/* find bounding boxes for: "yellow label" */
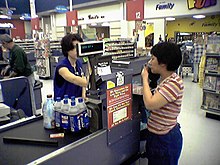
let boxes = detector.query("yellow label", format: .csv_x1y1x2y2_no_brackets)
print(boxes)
107,81,115,89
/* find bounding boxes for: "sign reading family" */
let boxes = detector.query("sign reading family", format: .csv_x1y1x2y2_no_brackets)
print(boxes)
156,2,175,10
187,0,217,9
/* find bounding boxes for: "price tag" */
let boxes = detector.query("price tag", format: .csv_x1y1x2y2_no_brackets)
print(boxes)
204,106,208,109
116,71,124,86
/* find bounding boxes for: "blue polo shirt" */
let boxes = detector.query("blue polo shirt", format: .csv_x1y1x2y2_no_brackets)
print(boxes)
54,57,84,100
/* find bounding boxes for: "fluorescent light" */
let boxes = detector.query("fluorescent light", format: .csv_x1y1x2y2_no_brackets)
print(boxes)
0,23,14,28
166,17,175,21
102,22,110,26
193,15,206,19
180,32,191,35
0,15,11,19
90,23,97,26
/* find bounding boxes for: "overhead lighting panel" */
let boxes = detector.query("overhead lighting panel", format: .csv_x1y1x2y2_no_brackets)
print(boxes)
193,15,206,19
165,17,175,21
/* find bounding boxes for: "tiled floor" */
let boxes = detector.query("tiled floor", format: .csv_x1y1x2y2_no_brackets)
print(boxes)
39,75,220,165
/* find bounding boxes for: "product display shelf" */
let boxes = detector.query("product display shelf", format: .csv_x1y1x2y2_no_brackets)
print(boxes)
14,40,35,53
35,39,51,79
50,40,61,50
104,38,136,60
201,36,220,115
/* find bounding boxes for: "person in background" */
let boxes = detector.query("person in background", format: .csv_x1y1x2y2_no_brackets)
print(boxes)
0,34,36,113
192,35,205,83
53,33,89,100
141,42,184,165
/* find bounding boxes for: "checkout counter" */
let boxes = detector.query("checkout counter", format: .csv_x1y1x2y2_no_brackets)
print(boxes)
0,41,149,165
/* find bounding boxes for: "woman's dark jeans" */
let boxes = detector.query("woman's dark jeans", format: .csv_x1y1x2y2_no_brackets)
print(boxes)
145,123,183,165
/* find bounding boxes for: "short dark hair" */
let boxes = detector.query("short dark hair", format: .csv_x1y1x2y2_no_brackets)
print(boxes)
150,42,182,71
61,33,83,57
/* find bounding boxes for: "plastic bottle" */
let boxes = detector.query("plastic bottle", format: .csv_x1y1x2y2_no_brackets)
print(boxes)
71,96,76,104
54,97,62,129
77,98,89,129
62,95,70,112
60,95,70,131
69,100,81,132
43,94,55,129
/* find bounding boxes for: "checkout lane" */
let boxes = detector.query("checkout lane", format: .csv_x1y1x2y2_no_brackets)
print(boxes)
0,41,150,164
0,115,91,165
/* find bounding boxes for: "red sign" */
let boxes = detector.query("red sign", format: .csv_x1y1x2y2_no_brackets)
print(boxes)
107,84,132,129
66,10,78,26
31,17,40,30
126,0,144,21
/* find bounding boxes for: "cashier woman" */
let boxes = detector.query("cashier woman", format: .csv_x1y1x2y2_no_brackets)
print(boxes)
53,33,89,100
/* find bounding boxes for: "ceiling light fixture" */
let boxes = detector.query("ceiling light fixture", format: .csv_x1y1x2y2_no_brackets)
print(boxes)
0,14,10,19
165,17,175,21
193,15,206,19
102,22,110,26
90,23,97,26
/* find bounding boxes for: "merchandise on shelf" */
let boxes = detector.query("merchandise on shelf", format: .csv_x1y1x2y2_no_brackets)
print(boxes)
14,39,35,53
206,36,220,53
104,38,136,60
205,57,218,72
216,77,220,91
203,76,217,91
35,39,51,78
201,35,220,114
203,92,220,110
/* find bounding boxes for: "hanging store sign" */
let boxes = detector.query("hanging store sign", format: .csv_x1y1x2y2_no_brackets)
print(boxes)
78,15,105,21
126,0,144,21
66,10,78,26
31,17,40,30
156,2,175,10
55,5,68,13
187,0,217,9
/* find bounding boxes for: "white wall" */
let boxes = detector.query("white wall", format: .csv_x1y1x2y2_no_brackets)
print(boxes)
78,4,123,25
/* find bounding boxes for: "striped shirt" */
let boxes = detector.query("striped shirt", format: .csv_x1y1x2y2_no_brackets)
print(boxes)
147,73,184,135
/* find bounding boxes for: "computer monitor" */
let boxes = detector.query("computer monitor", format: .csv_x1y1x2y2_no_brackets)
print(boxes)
77,41,112,97
77,41,104,57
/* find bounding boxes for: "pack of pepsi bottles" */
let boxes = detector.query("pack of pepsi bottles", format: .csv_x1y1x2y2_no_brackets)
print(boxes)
53,95,90,133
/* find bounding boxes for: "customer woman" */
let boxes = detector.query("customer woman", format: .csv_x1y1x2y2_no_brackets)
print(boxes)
141,42,184,165
54,33,89,100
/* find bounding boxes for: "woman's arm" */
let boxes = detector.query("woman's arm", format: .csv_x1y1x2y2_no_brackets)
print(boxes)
59,67,88,87
141,67,168,110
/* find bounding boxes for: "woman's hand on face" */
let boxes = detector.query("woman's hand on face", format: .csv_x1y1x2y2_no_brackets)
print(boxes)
141,64,149,79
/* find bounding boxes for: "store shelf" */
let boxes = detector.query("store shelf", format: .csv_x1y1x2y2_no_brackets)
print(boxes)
201,105,220,115
206,53,220,57
104,38,136,60
35,39,51,79
15,40,35,53
204,70,220,75
201,35,220,116
203,89,220,94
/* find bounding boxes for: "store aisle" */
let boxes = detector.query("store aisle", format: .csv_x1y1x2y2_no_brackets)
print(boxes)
39,76,220,165
178,76,220,165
